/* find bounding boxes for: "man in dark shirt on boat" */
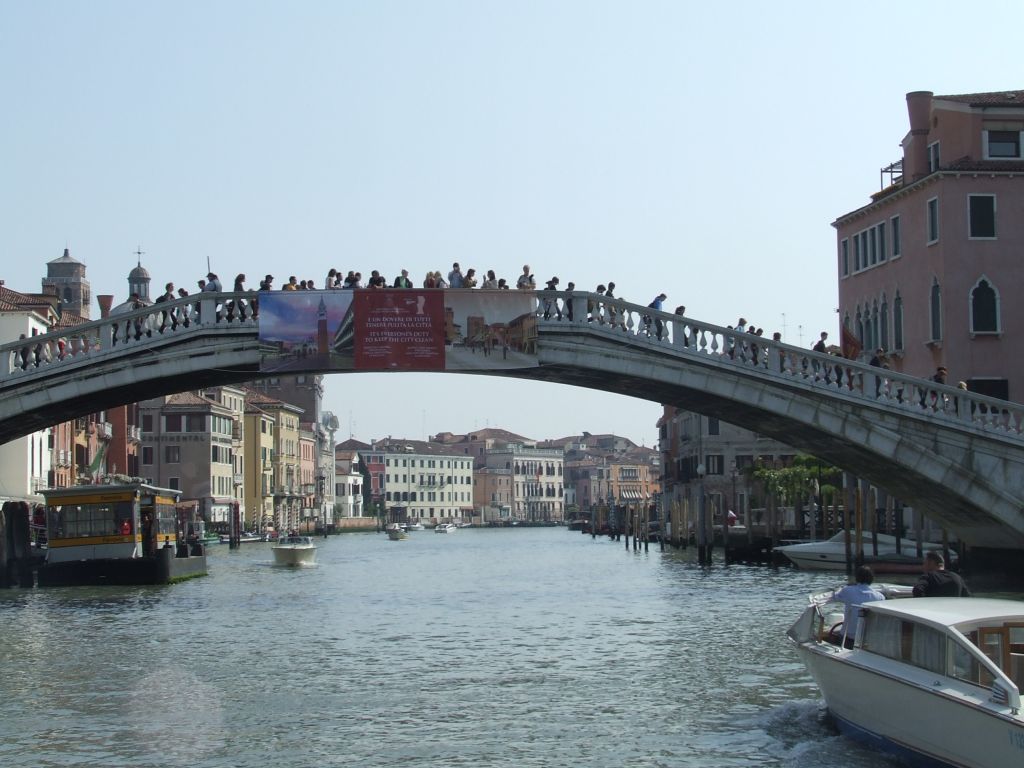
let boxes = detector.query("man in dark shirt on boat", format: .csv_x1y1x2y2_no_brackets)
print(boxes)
913,551,971,597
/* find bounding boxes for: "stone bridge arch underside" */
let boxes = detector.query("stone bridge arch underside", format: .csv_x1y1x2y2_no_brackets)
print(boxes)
2,292,1023,550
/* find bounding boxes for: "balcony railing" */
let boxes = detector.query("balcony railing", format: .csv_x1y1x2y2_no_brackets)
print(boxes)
94,421,113,440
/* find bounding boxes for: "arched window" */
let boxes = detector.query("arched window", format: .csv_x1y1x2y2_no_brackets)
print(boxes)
855,306,865,345
970,277,999,334
893,292,903,351
880,294,889,352
870,300,880,351
62,287,72,303
930,279,942,342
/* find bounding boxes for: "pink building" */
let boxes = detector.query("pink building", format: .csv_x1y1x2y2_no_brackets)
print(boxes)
834,89,1024,400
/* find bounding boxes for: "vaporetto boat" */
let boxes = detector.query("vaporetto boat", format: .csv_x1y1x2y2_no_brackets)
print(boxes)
788,588,1024,767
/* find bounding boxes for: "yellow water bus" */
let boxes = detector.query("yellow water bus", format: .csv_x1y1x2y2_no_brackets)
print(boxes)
37,482,207,586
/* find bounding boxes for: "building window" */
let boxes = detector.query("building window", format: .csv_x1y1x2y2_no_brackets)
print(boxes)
142,414,153,432
891,215,901,258
927,197,939,244
165,414,182,432
707,418,720,436
870,300,880,351
877,221,886,262
840,239,849,277
853,234,861,271
705,455,724,475
930,280,942,342
968,195,996,239
970,278,999,334
927,141,940,173
165,445,181,463
984,130,1022,159
142,446,153,465
168,477,180,490
880,295,889,352
186,414,205,432
893,292,904,351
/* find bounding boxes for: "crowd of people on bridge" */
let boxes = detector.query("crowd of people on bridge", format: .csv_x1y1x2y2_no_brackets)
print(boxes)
12,260,969,409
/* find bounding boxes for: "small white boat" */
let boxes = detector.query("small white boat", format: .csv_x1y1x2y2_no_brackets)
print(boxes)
220,531,263,545
386,523,407,541
775,531,955,571
404,521,424,532
434,523,457,534
271,535,317,566
788,588,1024,768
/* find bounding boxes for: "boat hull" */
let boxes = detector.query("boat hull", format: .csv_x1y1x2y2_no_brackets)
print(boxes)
37,546,207,586
796,644,1024,768
271,546,317,566
777,534,954,572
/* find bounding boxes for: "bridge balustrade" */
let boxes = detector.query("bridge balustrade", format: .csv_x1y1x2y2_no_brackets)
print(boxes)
2,292,258,378
1,288,1021,441
538,290,1024,439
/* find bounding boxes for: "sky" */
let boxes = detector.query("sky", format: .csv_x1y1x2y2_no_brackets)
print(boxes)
3,1,1021,446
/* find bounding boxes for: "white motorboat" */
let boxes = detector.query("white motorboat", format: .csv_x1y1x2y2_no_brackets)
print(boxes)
220,531,263,545
271,535,317,566
403,521,424,532
775,531,955,571
434,523,457,534
788,588,1024,768
386,523,407,541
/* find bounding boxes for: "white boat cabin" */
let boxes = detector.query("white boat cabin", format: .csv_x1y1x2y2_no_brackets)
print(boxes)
792,595,1024,713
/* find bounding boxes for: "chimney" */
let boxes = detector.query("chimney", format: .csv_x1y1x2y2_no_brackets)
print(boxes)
97,295,114,318
905,91,934,181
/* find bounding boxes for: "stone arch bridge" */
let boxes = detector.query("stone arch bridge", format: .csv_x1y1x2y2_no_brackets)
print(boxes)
2,290,1023,550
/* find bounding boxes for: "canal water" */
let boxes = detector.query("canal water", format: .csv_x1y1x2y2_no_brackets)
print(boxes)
0,528,960,767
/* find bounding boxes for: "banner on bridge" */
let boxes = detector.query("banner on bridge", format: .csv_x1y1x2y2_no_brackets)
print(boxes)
258,289,538,373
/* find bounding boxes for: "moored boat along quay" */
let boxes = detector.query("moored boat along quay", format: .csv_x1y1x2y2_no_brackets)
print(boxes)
576,507,1019,588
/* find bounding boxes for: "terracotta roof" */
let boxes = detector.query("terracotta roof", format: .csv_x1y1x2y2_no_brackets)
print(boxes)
165,392,217,407
53,310,90,330
0,284,57,314
242,388,284,406
370,437,471,457
337,438,371,451
433,427,533,444
936,90,1024,107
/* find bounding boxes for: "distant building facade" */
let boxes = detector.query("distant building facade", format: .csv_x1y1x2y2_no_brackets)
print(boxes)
333,444,365,518
139,391,240,525
484,444,564,522
363,438,474,523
